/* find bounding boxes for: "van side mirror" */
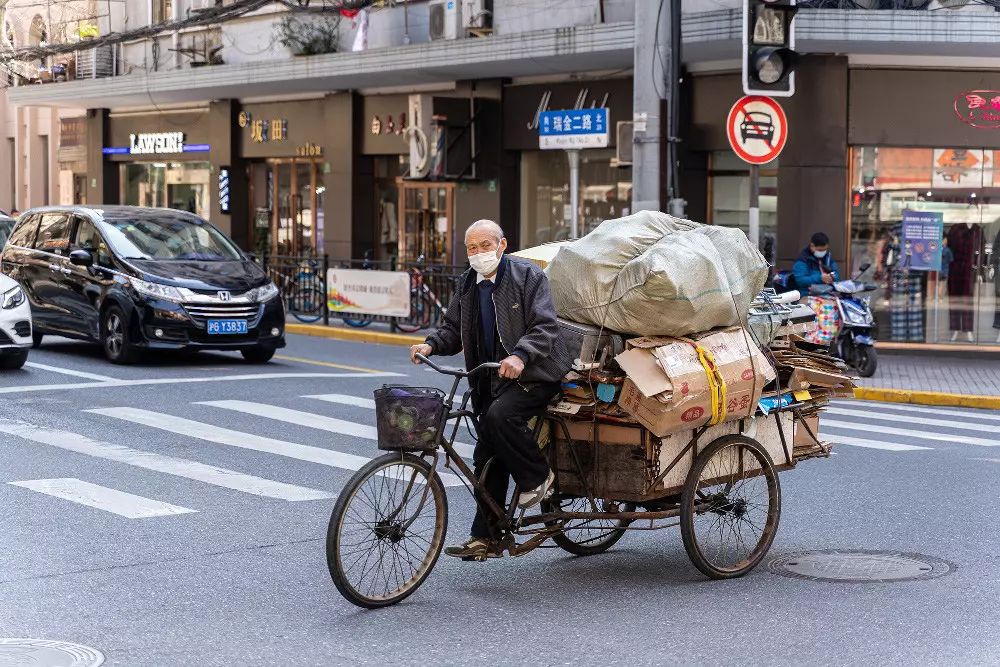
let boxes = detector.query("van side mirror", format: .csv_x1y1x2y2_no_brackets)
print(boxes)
69,249,94,267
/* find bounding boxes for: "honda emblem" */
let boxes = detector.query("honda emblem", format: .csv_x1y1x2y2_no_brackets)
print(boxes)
218,291,231,301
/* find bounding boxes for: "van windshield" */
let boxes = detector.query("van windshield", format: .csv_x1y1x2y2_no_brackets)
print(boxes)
100,214,242,261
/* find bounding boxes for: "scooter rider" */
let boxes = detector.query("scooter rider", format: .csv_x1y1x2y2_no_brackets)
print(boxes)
793,232,840,292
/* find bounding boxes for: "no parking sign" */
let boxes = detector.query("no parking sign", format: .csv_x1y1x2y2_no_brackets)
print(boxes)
727,95,787,165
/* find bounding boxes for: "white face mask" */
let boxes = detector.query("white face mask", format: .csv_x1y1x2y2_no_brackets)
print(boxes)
813,250,828,259
469,249,502,277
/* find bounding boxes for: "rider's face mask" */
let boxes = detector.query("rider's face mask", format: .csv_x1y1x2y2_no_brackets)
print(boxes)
813,249,828,259
467,234,506,277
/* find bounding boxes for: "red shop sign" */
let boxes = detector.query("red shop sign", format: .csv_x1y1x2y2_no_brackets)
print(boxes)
955,90,1000,129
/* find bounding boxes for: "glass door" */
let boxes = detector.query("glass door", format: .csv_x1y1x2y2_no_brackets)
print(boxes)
268,159,323,258
397,182,454,264
275,163,294,256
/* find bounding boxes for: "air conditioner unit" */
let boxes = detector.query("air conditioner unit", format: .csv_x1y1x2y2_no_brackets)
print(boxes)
463,0,492,30
616,121,634,167
429,0,462,41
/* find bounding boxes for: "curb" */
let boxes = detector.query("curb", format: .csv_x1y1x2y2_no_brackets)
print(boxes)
285,323,424,346
854,387,1000,410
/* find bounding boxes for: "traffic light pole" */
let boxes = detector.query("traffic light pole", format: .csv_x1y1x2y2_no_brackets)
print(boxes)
749,164,760,249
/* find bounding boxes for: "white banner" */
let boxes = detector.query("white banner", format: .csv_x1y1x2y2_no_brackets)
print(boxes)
327,269,411,318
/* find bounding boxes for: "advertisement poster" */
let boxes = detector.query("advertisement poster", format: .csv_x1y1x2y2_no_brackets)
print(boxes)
901,210,944,272
327,269,411,317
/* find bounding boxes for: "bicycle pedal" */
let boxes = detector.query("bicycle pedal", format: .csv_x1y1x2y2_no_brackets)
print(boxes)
461,555,489,562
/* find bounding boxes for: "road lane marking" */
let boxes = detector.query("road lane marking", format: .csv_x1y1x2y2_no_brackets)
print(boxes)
86,407,462,486
826,406,1000,435
23,362,118,382
823,435,933,452
203,399,477,460
8,478,197,518
844,401,1000,423
275,355,399,375
0,420,332,502
0,371,403,395
822,419,999,447
305,393,376,409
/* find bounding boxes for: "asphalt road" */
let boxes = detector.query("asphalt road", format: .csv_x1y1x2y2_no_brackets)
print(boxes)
1,335,999,667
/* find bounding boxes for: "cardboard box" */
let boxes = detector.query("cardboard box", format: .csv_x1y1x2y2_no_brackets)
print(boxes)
512,241,574,270
794,415,820,446
614,328,776,438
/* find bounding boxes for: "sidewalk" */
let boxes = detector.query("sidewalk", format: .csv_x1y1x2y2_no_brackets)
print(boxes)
285,318,1000,409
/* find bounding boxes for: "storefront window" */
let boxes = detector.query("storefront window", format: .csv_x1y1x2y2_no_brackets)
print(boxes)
520,149,632,249
850,146,1000,346
709,151,778,265
121,162,211,221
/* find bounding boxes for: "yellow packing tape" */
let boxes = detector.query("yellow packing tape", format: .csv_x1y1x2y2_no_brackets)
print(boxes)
680,338,728,426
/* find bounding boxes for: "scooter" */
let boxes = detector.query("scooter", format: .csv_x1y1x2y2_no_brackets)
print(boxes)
774,264,879,377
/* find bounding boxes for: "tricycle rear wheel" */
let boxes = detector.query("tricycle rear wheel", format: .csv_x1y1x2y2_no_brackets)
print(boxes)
542,496,634,556
680,435,780,579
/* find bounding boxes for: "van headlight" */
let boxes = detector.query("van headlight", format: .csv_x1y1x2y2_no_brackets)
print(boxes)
1,285,24,309
247,282,280,303
129,278,184,303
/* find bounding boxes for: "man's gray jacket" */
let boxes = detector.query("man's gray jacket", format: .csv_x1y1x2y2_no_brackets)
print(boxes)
425,255,572,390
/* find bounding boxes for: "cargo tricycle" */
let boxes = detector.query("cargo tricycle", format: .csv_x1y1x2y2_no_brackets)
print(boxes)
325,353,829,609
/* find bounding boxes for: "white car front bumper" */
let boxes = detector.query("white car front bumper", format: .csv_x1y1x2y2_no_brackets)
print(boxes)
0,287,32,352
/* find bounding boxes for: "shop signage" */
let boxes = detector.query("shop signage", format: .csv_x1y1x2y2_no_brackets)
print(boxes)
130,132,184,154
238,111,289,143
933,149,994,188
955,91,1000,130
59,118,87,148
218,167,231,215
538,108,609,149
504,79,631,151
327,268,411,318
370,113,407,136
296,143,323,157
901,210,944,272
726,95,787,165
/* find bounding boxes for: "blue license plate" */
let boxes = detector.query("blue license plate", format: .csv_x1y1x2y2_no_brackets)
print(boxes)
207,319,248,335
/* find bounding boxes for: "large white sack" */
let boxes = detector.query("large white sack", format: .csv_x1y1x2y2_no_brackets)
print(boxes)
545,211,768,337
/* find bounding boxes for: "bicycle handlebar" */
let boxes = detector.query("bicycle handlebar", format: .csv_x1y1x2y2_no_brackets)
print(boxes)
414,353,500,378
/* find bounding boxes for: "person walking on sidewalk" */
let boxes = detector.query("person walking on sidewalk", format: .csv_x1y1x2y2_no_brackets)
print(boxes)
409,219,572,560
793,232,840,293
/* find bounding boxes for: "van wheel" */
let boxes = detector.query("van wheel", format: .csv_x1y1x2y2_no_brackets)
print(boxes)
102,306,138,365
241,347,275,364
0,349,28,370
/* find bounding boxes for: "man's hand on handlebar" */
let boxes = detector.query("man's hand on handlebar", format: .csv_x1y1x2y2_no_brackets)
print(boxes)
410,343,433,364
499,355,524,379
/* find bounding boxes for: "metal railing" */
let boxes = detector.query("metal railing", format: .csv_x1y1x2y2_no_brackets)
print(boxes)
261,253,467,332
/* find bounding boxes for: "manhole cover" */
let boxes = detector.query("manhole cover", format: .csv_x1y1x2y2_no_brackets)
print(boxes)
767,549,955,583
0,639,104,667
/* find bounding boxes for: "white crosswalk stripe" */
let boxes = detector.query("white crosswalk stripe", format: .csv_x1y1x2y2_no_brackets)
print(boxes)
826,406,999,435
849,401,1000,423
0,420,332,502
821,435,932,452
822,417,999,448
203,399,478,460
85,407,463,486
8,478,197,518
305,393,376,410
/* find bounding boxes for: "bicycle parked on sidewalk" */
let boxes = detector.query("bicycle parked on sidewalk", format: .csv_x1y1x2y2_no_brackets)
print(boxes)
271,259,325,324
395,254,451,333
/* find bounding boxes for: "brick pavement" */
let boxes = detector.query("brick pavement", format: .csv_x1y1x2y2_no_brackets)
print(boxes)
855,354,1000,396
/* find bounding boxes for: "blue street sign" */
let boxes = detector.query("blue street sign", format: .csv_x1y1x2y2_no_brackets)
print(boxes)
539,108,609,149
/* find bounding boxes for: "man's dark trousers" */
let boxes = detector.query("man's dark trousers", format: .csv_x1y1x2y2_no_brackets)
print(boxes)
470,377,559,540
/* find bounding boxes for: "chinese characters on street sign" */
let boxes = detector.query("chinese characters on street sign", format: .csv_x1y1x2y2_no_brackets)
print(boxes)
538,108,609,149
901,210,944,272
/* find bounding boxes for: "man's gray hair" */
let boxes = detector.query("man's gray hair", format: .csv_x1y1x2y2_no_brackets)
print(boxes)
465,219,505,244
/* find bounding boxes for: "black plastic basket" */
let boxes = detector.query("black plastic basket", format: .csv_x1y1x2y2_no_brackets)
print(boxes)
373,385,447,451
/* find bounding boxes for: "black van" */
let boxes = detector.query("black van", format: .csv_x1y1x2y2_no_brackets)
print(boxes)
0,206,286,364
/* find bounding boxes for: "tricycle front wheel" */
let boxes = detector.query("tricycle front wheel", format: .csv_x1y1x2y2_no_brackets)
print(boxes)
326,452,448,608
680,435,781,580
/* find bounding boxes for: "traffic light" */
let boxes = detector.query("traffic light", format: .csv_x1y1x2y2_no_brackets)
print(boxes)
743,0,799,97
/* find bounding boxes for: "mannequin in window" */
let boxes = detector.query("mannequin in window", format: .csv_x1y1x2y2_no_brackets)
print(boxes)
877,222,925,343
947,221,983,342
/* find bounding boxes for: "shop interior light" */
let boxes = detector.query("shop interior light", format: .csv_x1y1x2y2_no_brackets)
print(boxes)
971,192,977,198
926,191,932,197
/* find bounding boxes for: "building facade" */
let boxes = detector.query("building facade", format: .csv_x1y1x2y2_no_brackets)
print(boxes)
9,0,1000,351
